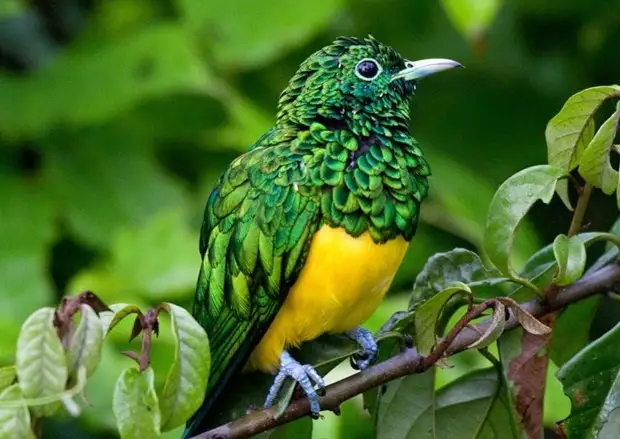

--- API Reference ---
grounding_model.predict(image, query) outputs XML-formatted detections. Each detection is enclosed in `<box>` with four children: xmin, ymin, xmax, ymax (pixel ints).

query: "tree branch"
<box><xmin>193</xmin><ymin>263</ymin><xmax>620</xmax><ymax>439</ymax></box>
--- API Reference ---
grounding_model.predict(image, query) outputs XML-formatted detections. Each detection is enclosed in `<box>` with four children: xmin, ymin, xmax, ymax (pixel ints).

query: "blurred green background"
<box><xmin>2</xmin><ymin>0</ymin><xmax>620</xmax><ymax>438</ymax></box>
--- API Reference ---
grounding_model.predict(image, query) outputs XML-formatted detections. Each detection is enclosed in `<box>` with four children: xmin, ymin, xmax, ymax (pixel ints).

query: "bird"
<box><xmin>183</xmin><ymin>35</ymin><xmax>460</xmax><ymax>438</ymax></box>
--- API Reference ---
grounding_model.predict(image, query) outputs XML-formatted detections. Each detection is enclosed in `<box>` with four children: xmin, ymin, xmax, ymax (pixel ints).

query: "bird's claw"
<box><xmin>347</xmin><ymin>327</ymin><xmax>378</xmax><ymax>370</ymax></box>
<box><xmin>264</xmin><ymin>351</ymin><xmax>325</xmax><ymax>417</ymax></box>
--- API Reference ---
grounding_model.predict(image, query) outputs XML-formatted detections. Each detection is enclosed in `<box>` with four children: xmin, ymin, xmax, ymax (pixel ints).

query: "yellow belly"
<box><xmin>246</xmin><ymin>225</ymin><xmax>409</xmax><ymax>372</ymax></box>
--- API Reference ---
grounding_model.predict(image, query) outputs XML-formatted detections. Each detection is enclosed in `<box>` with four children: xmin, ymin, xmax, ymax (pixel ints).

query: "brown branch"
<box><xmin>121</xmin><ymin>307</ymin><xmax>161</xmax><ymax>372</ymax></box>
<box><xmin>193</xmin><ymin>263</ymin><xmax>620</xmax><ymax>439</ymax></box>
<box><xmin>53</xmin><ymin>290</ymin><xmax>111</xmax><ymax>349</ymax></box>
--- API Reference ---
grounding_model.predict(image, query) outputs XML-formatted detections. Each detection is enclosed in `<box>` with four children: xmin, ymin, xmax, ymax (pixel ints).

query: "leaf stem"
<box><xmin>562</xmin><ymin>173</ymin><xmax>582</xmax><ymax>197</ymax></box>
<box><xmin>567</xmin><ymin>183</ymin><xmax>592</xmax><ymax>237</ymax></box>
<box><xmin>0</xmin><ymin>368</ymin><xmax>87</xmax><ymax>409</ymax></box>
<box><xmin>513</xmin><ymin>276</ymin><xmax>545</xmax><ymax>299</ymax></box>
<box><xmin>590</xmin><ymin>232</ymin><xmax>620</xmax><ymax>251</ymax></box>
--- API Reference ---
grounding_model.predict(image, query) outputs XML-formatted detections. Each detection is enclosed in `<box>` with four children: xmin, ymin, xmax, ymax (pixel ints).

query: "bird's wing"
<box><xmin>185</xmin><ymin>143</ymin><xmax>320</xmax><ymax>435</ymax></box>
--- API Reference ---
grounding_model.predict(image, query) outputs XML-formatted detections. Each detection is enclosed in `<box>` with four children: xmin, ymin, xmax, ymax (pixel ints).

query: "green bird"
<box><xmin>183</xmin><ymin>36</ymin><xmax>460</xmax><ymax>437</ymax></box>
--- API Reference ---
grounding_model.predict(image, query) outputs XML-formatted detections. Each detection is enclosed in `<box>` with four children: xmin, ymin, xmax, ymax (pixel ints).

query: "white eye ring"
<box><xmin>354</xmin><ymin>58</ymin><xmax>383</xmax><ymax>81</ymax></box>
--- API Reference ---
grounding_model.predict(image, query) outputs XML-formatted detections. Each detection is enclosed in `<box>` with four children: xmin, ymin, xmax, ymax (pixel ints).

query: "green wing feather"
<box><xmin>184</xmin><ymin>141</ymin><xmax>321</xmax><ymax>436</ymax></box>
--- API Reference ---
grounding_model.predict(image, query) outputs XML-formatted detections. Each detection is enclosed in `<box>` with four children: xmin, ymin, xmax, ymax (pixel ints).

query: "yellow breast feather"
<box><xmin>246</xmin><ymin>224</ymin><xmax>409</xmax><ymax>372</ymax></box>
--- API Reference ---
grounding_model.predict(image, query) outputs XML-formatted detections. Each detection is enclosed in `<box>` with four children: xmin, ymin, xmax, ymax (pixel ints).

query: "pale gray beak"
<box><xmin>391</xmin><ymin>58</ymin><xmax>462</xmax><ymax>82</ymax></box>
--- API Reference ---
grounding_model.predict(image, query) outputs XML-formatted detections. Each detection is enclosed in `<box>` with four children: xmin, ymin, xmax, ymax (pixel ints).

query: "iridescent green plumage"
<box><xmin>184</xmin><ymin>36</ymin><xmax>458</xmax><ymax>437</ymax></box>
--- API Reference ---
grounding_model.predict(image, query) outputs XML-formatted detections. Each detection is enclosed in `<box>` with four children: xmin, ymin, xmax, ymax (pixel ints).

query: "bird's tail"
<box><xmin>183</xmin><ymin>247</ymin><xmax>283</xmax><ymax>438</ymax></box>
<box><xmin>182</xmin><ymin>275</ymin><xmax>265</xmax><ymax>438</ymax></box>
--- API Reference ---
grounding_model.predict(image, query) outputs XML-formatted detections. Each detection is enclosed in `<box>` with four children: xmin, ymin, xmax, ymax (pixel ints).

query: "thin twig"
<box><xmin>420</xmin><ymin>301</ymin><xmax>492</xmax><ymax>370</ymax></box>
<box><xmin>193</xmin><ymin>263</ymin><xmax>620</xmax><ymax>439</ymax></box>
<box><xmin>547</xmin><ymin>181</ymin><xmax>593</xmax><ymax>303</ymax></box>
<box><xmin>567</xmin><ymin>183</ymin><xmax>592</xmax><ymax>237</ymax></box>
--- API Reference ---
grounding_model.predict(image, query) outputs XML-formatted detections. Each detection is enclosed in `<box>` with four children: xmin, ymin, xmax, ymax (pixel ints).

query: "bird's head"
<box><xmin>276</xmin><ymin>36</ymin><xmax>461</xmax><ymax>133</ymax></box>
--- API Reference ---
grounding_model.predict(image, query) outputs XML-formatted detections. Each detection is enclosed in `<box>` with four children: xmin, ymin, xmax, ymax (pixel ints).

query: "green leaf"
<box><xmin>0</xmin><ymin>367</ymin><xmax>15</xmax><ymax>393</ymax></box>
<box><xmin>414</xmin><ymin>283</ymin><xmax>472</xmax><ymax>356</ymax></box>
<box><xmin>158</xmin><ymin>303</ymin><xmax>210</xmax><ymax>432</ymax></box>
<box><xmin>375</xmin><ymin>310</ymin><xmax>415</xmax><ymax>339</ymax></box>
<box><xmin>552</xmin><ymin>234</ymin><xmax>587</xmax><ymax>286</ymax></box>
<box><xmin>99</xmin><ymin>303</ymin><xmax>134</xmax><ymax>335</ymax></box>
<box><xmin>552</xmin><ymin>229</ymin><xmax>619</xmax><ymax>366</ymax></box>
<box><xmin>375</xmin><ymin>368</ymin><xmax>522</xmax><ymax>439</ymax></box>
<box><xmin>410</xmin><ymin>248</ymin><xmax>509</xmax><ymax>308</ymax></box>
<box><xmin>46</xmin><ymin>127</ymin><xmax>186</xmax><ymax>249</ymax></box>
<box><xmin>0</xmin><ymin>385</ymin><xmax>36</xmax><ymax>439</ymax></box>
<box><xmin>15</xmin><ymin>307</ymin><xmax>67</xmax><ymax>417</ymax></box>
<box><xmin>440</xmin><ymin>0</ymin><xmax>501</xmax><ymax>42</ymax></box>
<box><xmin>376</xmin><ymin>369</ymin><xmax>435</xmax><ymax>439</ymax></box>
<box><xmin>579</xmin><ymin>110</ymin><xmax>620</xmax><ymax>195</ymax></box>
<box><xmin>484</xmin><ymin>164</ymin><xmax>564</xmax><ymax>281</ymax></box>
<box><xmin>176</xmin><ymin>0</ymin><xmax>343</xmax><ymax>69</ymax></box>
<box><xmin>547</xmin><ymin>86</ymin><xmax>620</xmax><ymax>209</ymax></box>
<box><xmin>546</xmin><ymin>85</ymin><xmax>620</xmax><ymax>175</ymax></box>
<box><xmin>102</xmin><ymin>304</ymin><xmax>142</xmax><ymax>336</ymax></box>
<box><xmin>67</xmin><ymin>304</ymin><xmax>104</xmax><ymax>379</ymax></box>
<box><xmin>556</xmin><ymin>321</ymin><xmax>620</xmax><ymax>439</ymax></box>
<box><xmin>113</xmin><ymin>367</ymin><xmax>161</xmax><ymax>439</ymax></box>
<box><xmin>0</xmin><ymin>24</ymin><xmax>212</xmax><ymax>137</ymax></box>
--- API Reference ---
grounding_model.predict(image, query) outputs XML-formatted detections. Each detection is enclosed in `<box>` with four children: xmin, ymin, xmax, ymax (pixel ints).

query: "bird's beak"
<box><xmin>390</xmin><ymin>58</ymin><xmax>462</xmax><ymax>82</ymax></box>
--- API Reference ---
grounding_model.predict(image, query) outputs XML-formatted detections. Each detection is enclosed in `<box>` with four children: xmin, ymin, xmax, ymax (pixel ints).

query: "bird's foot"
<box><xmin>264</xmin><ymin>350</ymin><xmax>325</xmax><ymax>418</ymax></box>
<box><xmin>347</xmin><ymin>327</ymin><xmax>378</xmax><ymax>370</ymax></box>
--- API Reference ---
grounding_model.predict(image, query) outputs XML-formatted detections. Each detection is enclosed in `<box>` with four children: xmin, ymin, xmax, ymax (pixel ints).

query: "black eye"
<box><xmin>355</xmin><ymin>58</ymin><xmax>382</xmax><ymax>81</ymax></box>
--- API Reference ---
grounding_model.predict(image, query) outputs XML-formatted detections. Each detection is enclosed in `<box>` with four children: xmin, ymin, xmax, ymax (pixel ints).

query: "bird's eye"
<box><xmin>354</xmin><ymin>58</ymin><xmax>382</xmax><ymax>81</ymax></box>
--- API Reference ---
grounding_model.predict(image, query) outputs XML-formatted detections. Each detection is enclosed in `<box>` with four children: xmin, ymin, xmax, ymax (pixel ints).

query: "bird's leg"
<box><xmin>346</xmin><ymin>326</ymin><xmax>378</xmax><ymax>371</ymax></box>
<box><xmin>264</xmin><ymin>350</ymin><xmax>326</xmax><ymax>418</ymax></box>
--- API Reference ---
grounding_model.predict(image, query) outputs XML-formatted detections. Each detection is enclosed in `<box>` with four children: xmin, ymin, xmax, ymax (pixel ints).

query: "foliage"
<box><xmin>0</xmin><ymin>293</ymin><xmax>210</xmax><ymax>439</ymax></box>
<box><xmin>557</xmin><ymin>321</ymin><xmax>620</xmax><ymax>439</ymax></box>
<box><xmin>2</xmin><ymin>1</ymin><xmax>620</xmax><ymax>439</ymax></box>
<box><xmin>2</xmin><ymin>82</ymin><xmax>620</xmax><ymax>439</ymax></box>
